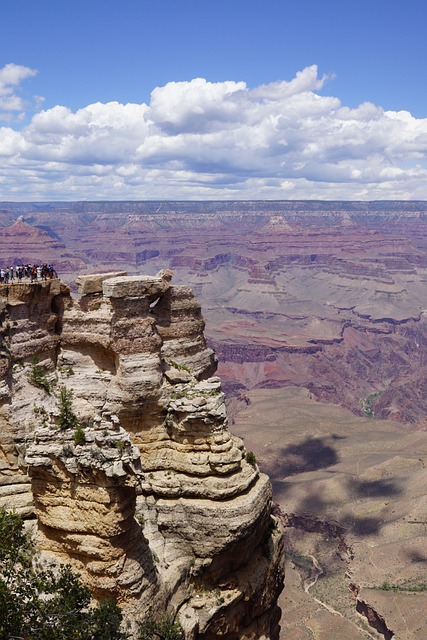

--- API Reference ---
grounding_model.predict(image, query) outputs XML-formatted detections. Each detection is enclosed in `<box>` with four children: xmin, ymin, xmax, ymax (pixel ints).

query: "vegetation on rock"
<box><xmin>378</xmin><ymin>580</ymin><xmax>427</xmax><ymax>592</ymax></box>
<box><xmin>167</xmin><ymin>360</ymin><xmax>191</xmax><ymax>374</ymax></box>
<box><xmin>73</xmin><ymin>424</ymin><xmax>86</xmax><ymax>446</ymax></box>
<box><xmin>57</xmin><ymin>386</ymin><xmax>79</xmax><ymax>431</ymax></box>
<box><xmin>28</xmin><ymin>356</ymin><xmax>53</xmax><ymax>393</ymax></box>
<box><xmin>33</xmin><ymin>405</ymin><xmax>49</xmax><ymax>426</ymax></box>
<box><xmin>361</xmin><ymin>390</ymin><xmax>384</xmax><ymax>418</ymax></box>
<box><xmin>137</xmin><ymin>613</ymin><xmax>183</xmax><ymax>640</ymax></box>
<box><xmin>245</xmin><ymin>450</ymin><xmax>257</xmax><ymax>466</ymax></box>
<box><xmin>0</xmin><ymin>508</ymin><xmax>125</xmax><ymax>640</ymax></box>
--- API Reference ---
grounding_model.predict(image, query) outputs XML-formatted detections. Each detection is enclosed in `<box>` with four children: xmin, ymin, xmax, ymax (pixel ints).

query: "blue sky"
<box><xmin>1</xmin><ymin>0</ymin><xmax>427</xmax><ymax>200</ymax></box>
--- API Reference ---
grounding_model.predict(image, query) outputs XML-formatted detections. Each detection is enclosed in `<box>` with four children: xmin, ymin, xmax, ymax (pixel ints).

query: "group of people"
<box><xmin>0</xmin><ymin>263</ymin><xmax>57</xmax><ymax>284</ymax></box>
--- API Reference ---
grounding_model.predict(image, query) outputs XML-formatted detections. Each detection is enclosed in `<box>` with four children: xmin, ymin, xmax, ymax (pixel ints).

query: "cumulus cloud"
<box><xmin>0</xmin><ymin>63</ymin><xmax>427</xmax><ymax>200</ymax></box>
<box><xmin>0</xmin><ymin>63</ymin><xmax>38</xmax><ymax>121</ymax></box>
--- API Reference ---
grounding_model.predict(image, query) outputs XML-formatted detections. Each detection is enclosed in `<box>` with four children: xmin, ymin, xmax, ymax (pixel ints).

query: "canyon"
<box><xmin>1</xmin><ymin>200</ymin><xmax>426</xmax><ymax>428</ymax></box>
<box><xmin>1</xmin><ymin>200</ymin><xmax>427</xmax><ymax>638</ymax></box>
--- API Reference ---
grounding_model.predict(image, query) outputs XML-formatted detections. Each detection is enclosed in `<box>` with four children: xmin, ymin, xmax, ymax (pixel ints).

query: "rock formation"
<box><xmin>0</xmin><ymin>272</ymin><xmax>284</xmax><ymax>639</ymax></box>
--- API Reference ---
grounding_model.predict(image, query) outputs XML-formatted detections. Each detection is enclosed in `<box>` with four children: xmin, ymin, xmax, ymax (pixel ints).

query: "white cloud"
<box><xmin>0</xmin><ymin>63</ymin><xmax>38</xmax><ymax>121</ymax></box>
<box><xmin>0</xmin><ymin>127</ymin><xmax>26</xmax><ymax>156</ymax></box>
<box><xmin>249</xmin><ymin>65</ymin><xmax>328</xmax><ymax>101</ymax></box>
<box><xmin>150</xmin><ymin>78</ymin><xmax>247</xmax><ymax>133</ymax></box>
<box><xmin>0</xmin><ymin>63</ymin><xmax>427</xmax><ymax>200</ymax></box>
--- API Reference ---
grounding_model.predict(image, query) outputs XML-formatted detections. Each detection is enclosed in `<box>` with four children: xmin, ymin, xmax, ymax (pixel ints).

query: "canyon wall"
<box><xmin>0</xmin><ymin>272</ymin><xmax>284</xmax><ymax>639</ymax></box>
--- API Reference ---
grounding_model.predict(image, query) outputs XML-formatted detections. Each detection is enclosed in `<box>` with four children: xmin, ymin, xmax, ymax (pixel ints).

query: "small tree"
<box><xmin>28</xmin><ymin>355</ymin><xmax>52</xmax><ymax>393</ymax></box>
<box><xmin>57</xmin><ymin>386</ymin><xmax>79</xmax><ymax>431</ymax></box>
<box><xmin>73</xmin><ymin>424</ymin><xmax>86</xmax><ymax>446</ymax></box>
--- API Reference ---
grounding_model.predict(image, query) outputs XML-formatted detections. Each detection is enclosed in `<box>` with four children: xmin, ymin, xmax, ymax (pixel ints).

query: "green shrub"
<box><xmin>33</xmin><ymin>405</ymin><xmax>49</xmax><ymax>426</ymax></box>
<box><xmin>377</xmin><ymin>580</ymin><xmax>427</xmax><ymax>592</ymax></box>
<box><xmin>138</xmin><ymin>612</ymin><xmax>183</xmax><ymax>640</ymax></box>
<box><xmin>73</xmin><ymin>424</ymin><xmax>86</xmax><ymax>446</ymax></box>
<box><xmin>57</xmin><ymin>386</ymin><xmax>79</xmax><ymax>431</ymax></box>
<box><xmin>245</xmin><ymin>451</ymin><xmax>257</xmax><ymax>466</ymax></box>
<box><xmin>361</xmin><ymin>390</ymin><xmax>384</xmax><ymax>418</ymax></box>
<box><xmin>168</xmin><ymin>360</ymin><xmax>191</xmax><ymax>374</ymax></box>
<box><xmin>28</xmin><ymin>355</ymin><xmax>52</xmax><ymax>393</ymax></box>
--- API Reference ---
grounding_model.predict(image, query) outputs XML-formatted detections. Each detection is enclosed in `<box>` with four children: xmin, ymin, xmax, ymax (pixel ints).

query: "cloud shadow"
<box><xmin>349</xmin><ymin>478</ymin><xmax>403</xmax><ymax>499</ymax></box>
<box><xmin>272</xmin><ymin>436</ymin><xmax>340</xmax><ymax>477</ymax></box>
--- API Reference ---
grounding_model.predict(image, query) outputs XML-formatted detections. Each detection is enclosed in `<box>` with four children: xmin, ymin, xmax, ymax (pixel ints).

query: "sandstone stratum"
<box><xmin>0</xmin><ymin>272</ymin><xmax>284</xmax><ymax>639</ymax></box>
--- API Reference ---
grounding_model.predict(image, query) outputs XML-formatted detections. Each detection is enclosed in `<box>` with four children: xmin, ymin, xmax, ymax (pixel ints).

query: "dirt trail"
<box><xmin>304</xmin><ymin>554</ymin><xmax>344</xmax><ymax>617</ymax></box>
<box><xmin>304</xmin><ymin>554</ymin><xmax>380</xmax><ymax>640</ymax></box>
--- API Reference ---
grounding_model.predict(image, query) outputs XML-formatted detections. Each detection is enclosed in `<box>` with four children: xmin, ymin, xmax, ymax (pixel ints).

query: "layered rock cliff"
<box><xmin>0</xmin><ymin>272</ymin><xmax>284</xmax><ymax>639</ymax></box>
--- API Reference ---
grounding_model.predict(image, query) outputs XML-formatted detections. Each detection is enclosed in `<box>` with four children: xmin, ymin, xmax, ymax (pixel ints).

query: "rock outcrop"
<box><xmin>0</xmin><ymin>272</ymin><xmax>284</xmax><ymax>639</ymax></box>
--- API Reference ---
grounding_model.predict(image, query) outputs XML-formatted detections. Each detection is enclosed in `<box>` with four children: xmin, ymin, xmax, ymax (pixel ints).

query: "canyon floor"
<box><xmin>232</xmin><ymin>387</ymin><xmax>427</xmax><ymax>640</ymax></box>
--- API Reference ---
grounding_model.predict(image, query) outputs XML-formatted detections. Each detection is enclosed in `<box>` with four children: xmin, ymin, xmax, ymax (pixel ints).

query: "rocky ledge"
<box><xmin>0</xmin><ymin>272</ymin><xmax>284</xmax><ymax>639</ymax></box>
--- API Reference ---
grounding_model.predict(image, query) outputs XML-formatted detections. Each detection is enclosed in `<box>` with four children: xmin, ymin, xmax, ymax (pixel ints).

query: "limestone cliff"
<box><xmin>0</xmin><ymin>272</ymin><xmax>284</xmax><ymax>639</ymax></box>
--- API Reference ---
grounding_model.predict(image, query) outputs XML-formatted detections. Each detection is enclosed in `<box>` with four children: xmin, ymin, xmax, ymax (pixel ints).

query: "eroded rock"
<box><xmin>0</xmin><ymin>272</ymin><xmax>284</xmax><ymax>639</ymax></box>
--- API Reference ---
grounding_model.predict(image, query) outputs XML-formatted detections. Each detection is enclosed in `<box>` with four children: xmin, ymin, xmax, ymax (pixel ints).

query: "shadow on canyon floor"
<box><xmin>344</xmin><ymin>515</ymin><xmax>383</xmax><ymax>537</ymax></box>
<box><xmin>349</xmin><ymin>477</ymin><xmax>403</xmax><ymax>499</ymax></box>
<box><xmin>268</xmin><ymin>454</ymin><xmax>403</xmax><ymax>539</ymax></box>
<box><xmin>405</xmin><ymin>548</ymin><xmax>427</xmax><ymax>564</ymax></box>
<box><xmin>264</xmin><ymin>435</ymin><xmax>341</xmax><ymax>479</ymax></box>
